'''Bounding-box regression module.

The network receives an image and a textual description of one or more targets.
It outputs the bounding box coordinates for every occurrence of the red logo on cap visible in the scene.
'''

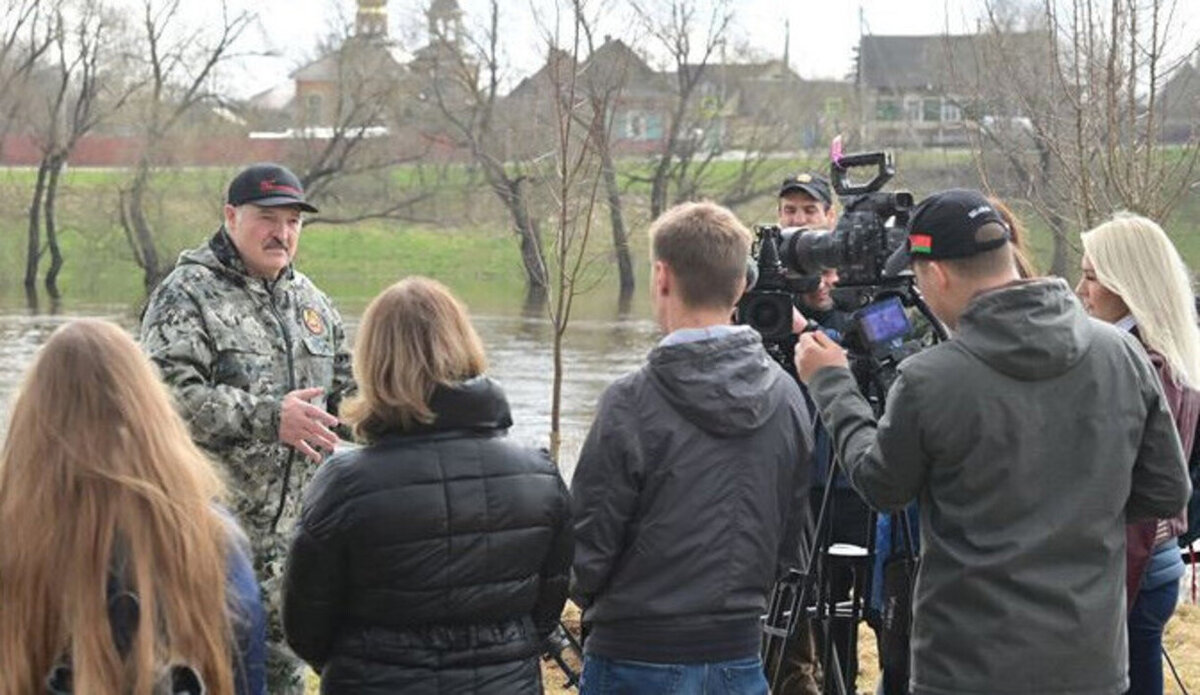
[259,179,302,197]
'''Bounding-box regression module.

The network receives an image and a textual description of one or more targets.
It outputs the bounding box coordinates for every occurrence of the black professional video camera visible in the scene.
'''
[769,151,914,287]
[752,148,949,695]
[737,149,931,388]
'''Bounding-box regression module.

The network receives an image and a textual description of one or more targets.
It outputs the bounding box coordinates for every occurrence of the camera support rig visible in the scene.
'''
[750,143,950,695]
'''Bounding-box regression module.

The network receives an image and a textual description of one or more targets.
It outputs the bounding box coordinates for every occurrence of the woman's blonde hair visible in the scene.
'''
[1081,212,1200,388]
[341,277,487,441]
[0,319,236,695]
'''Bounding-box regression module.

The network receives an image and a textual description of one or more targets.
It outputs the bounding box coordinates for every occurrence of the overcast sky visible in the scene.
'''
[223,0,1200,98]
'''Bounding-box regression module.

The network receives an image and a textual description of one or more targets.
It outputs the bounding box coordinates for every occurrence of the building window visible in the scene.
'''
[304,94,322,124]
[875,98,901,121]
[904,97,921,122]
[620,111,663,141]
[628,113,646,138]
[923,98,942,122]
[824,97,843,119]
[942,100,963,122]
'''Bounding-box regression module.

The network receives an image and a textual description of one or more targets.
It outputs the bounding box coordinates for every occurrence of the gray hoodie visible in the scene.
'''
[808,278,1191,695]
[571,327,813,663]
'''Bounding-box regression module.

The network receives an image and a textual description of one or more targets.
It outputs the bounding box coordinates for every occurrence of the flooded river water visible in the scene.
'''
[0,303,660,481]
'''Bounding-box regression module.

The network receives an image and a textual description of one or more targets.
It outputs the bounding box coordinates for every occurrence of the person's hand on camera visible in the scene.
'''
[279,387,340,463]
[795,330,848,384]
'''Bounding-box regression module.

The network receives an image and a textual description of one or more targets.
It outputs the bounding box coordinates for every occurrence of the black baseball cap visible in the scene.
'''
[778,172,833,207]
[226,163,318,213]
[884,188,1010,276]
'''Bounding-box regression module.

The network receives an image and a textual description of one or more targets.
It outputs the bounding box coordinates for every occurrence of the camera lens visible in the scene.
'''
[738,293,794,342]
[781,228,843,276]
[750,300,784,330]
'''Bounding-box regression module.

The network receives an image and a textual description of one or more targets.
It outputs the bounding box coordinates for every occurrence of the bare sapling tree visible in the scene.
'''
[534,0,623,464]
[289,18,433,226]
[22,0,137,299]
[119,0,252,290]
[423,0,548,298]
[628,0,732,218]
[965,0,1199,275]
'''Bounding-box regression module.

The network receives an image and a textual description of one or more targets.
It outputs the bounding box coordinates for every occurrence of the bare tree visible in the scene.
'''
[628,0,732,218]
[965,0,1199,275]
[423,0,548,296]
[118,0,252,290]
[532,0,622,463]
[0,0,55,155]
[286,21,434,226]
[663,63,795,211]
[571,16,636,299]
[22,0,136,298]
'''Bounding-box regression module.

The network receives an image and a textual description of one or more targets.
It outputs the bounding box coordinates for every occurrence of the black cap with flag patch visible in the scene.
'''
[884,188,1010,276]
[226,163,318,213]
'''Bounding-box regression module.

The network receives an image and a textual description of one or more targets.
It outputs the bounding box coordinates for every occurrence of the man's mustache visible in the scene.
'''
[265,238,287,250]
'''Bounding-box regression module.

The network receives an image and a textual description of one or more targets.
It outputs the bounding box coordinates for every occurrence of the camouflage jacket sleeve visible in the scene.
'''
[141,279,282,449]
[326,309,355,418]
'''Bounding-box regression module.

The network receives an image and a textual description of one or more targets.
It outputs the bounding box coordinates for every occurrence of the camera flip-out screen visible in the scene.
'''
[856,297,910,347]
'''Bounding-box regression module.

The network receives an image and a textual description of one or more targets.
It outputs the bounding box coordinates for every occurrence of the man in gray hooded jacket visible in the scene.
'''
[796,189,1191,695]
[571,201,813,694]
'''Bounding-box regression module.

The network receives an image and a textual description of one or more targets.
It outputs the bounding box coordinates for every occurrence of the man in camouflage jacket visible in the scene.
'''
[141,163,353,693]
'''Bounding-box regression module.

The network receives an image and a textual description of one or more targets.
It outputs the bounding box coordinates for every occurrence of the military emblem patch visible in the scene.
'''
[302,307,325,335]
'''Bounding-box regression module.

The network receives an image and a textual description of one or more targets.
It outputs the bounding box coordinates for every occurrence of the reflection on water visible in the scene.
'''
[0,307,659,482]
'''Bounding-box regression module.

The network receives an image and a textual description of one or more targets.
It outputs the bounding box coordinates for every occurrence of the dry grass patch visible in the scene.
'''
[542,598,1200,694]
[304,595,1200,694]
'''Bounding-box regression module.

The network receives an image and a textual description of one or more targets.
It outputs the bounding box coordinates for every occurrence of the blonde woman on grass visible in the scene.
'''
[1078,213,1200,695]
[0,319,265,695]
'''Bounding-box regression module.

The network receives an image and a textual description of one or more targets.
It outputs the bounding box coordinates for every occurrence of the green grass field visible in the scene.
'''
[2,155,1199,314]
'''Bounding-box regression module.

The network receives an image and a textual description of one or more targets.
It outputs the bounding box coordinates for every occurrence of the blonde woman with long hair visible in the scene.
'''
[0,319,265,695]
[282,277,571,694]
[1078,213,1200,695]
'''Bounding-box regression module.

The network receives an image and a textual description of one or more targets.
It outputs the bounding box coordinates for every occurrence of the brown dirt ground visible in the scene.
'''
[306,596,1200,694]
[541,599,1200,694]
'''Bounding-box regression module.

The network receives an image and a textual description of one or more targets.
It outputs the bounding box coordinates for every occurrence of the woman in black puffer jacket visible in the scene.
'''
[282,277,572,694]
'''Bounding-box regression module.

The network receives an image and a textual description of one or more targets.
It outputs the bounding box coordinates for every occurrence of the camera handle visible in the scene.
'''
[831,151,895,197]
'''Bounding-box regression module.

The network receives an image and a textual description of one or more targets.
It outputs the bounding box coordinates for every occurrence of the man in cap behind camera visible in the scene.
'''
[795,188,1190,694]
[778,172,849,337]
[773,171,870,695]
[141,163,354,693]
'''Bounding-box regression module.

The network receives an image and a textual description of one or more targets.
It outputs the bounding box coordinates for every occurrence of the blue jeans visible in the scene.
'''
[1125,577,1179,695]
[580,655,768,695]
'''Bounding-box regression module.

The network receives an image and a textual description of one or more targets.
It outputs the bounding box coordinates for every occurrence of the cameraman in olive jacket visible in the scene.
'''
[796,189,1190,695]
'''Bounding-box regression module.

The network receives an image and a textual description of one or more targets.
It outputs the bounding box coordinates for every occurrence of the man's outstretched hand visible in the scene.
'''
[279,387,340,463]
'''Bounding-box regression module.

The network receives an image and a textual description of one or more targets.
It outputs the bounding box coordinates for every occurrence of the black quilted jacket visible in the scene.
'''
[282,377,572,694]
